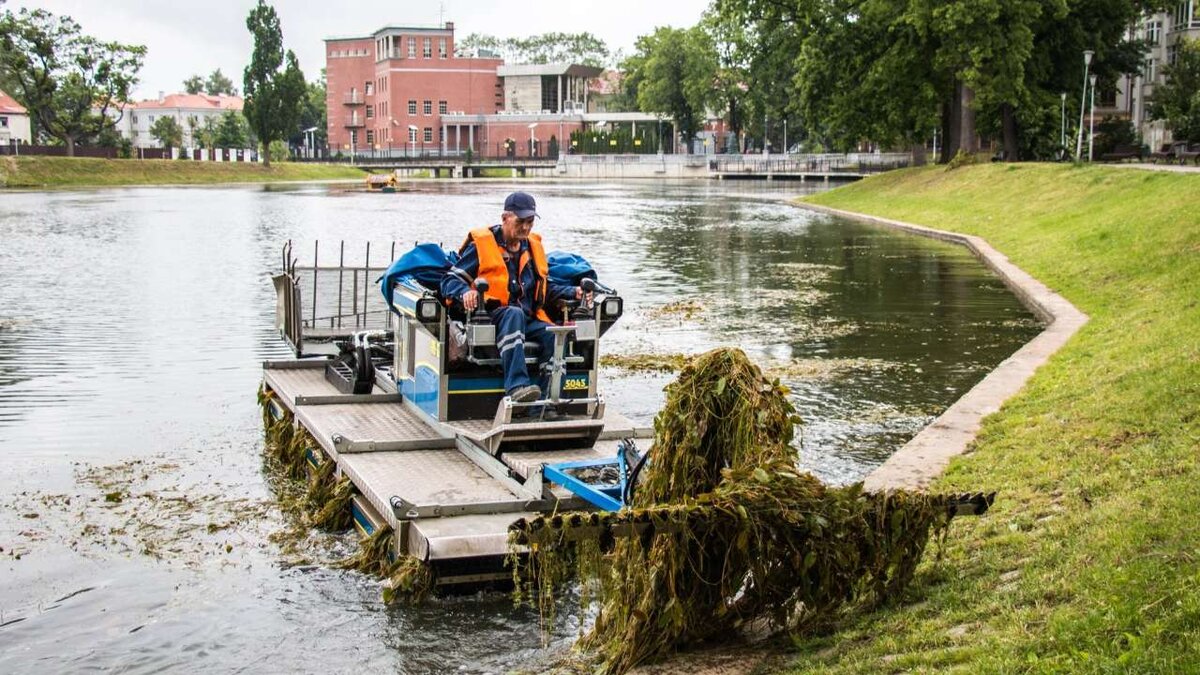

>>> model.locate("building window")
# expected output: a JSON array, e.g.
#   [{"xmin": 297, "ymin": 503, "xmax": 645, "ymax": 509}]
[
  {"xmin": 1168, "ymin": 41, "xmax": 1180, "ymax": 66},
  {"xmin": 439, "ymin": 38, "xmax": 447, "ymax": 59},
  {"xmin": 366, "ymin": 105, "xmax": 374, "ymax": 118},
  {"xmin": 132, "ymin": 114, "xmax": 138, "ymax": 123},
  {"xmin": 423, "ymin": 100, "xmax": 432, "ymax": 115},
  {"xmin": 365, "ymin": 81, "xmax": 373, "ymax": 96},
  {"xmin": 423, "ymin": 127, "xmax": 432, "ymax": 142},
  {"xmin": 1144, "ymin": 19, "xmax": 1163, "ymax": 45},
  {"xmin": 366, "ymin": 130, "xmax": 374, "ymax": 145},
  {"xmin": 1145, "ymin": 57, "xmax": 1157, "ymax": 83},
  {"xmin": 0, "ymin": 116, "xmax": 7, "ymax": 128},
  {"xmin": 408, "ymin": 37, "xmax": 416, "ymax": 58},
  {"xmin": 1173, "ymin": 1, "xmax": 1199, "ymax": 30},
  {"xmin": 408, "ymin": 127, "xmax": 417, "ymax": 143},
  {"xmin": 350, "ymin": 130, "xmax": 358, "ymax": 146},
  {"xmin": 408, "ymin": 100, "xmax": 417, "ymax": 115},
  {"xmin": 438, "ymin": 100, "xmax": 447, "ymax": 114},
  {"xmin": 423, "ymin": 38, "xmax": 432, "ymax": 58},
  {"xmin": 438, "ymin": 127, "xmax": 444, "ymax": 142}
]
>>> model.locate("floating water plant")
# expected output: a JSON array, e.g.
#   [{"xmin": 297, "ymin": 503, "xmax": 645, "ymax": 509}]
[{"xmin": 510, "ymin": 348, "xmax": 962, "ymax": 674}]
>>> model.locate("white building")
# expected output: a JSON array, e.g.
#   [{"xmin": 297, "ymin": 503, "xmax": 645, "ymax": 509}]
[
  {"xmin": 1109, "ymin": 3, "xmax": 1200, "ymax": 150},
  {"xmin": 0, "ymin": 90, "xmax": 33, "ymax": 144},
  {"xmin": 108, "ymin": 93, "xmax": 243, "ymax": 148}
]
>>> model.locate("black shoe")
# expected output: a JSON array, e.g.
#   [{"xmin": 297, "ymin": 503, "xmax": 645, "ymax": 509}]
[{"xmin": 508, "ymin": 384, "xmax": 542, "ymax": 403}]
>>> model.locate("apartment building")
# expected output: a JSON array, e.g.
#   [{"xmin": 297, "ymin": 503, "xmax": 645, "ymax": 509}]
[
  {"xmin": 107, "ymin": 93, "xmax": 244, "ymax": 148},
  {"xmin": 1111, "ymin": 2, "xmax": 1200, "ymax": 148}
]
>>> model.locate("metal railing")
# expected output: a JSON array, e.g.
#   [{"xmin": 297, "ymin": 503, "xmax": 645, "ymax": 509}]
[{"xmin": 277, "ymin": 241, "xmax": 400, "ymax": 353}]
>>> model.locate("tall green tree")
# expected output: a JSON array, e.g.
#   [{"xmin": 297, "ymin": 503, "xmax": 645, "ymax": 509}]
[
  {"xmin": 1150, "ymin": 38, "xmax": 1200, "ymax": 144},
  {"xmin": 149, "ymin": 115, "xmax": 183, "ymax": 150},
  {"xmin": 241, "ymin": 0, "xmax": 304, "ymax": 166},
  {"xmin": 0, "ymin": 7, "xmax": 144, "ymax": 155},
  {"xmin": 205, "ymin": 68, "xmax": 237, "ymax": 96},
  {"xmin": 214, "ymin": 110, "xmax": 249, "ymax": 148},
  {"xmin": 183, "ymin": 74, "xmax": 205, "ymax": 94},
  {"xmin": 624, "ymin": 26, "xmax": 719, "ymax": 150}
]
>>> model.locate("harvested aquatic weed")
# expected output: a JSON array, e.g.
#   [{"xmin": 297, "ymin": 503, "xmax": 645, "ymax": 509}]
[
  {"xmin": 335, "ymin": 525, "xmax": 435, "ymax": 604},
  {"xmin": 509, "ymin": 347, "xmax": 954, "ymax": 674},
  {"xmin": 600, "ymin": 352, "xmax": 691, "ymax": 373},
  {"xmin": 601, "ymin": 352, "xmax": 897, "ymax": 381},
  {"xmin": 258, "ymin": 388, "xmax": 434, "ymax": 602}
]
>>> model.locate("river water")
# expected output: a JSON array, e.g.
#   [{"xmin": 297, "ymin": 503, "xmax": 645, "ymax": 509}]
[{"xmin": 0, "ymin": 180, "xmax": 1039, "ymax": 672}]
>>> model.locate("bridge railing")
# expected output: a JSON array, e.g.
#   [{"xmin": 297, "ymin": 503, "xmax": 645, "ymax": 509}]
[{"xmin": 709, "ymin": 153, "xmax": 911, "ymax": 174}]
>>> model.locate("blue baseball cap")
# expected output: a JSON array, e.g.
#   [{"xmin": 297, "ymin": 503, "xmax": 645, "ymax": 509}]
[{"xmin": 503, "ymin": 191, "xmax": 539, "ymax": 219}]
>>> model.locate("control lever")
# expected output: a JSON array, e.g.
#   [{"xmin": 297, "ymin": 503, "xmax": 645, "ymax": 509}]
[{"xmin": 471, "ymin": 277, "xmax": 490, "ymax": 321}]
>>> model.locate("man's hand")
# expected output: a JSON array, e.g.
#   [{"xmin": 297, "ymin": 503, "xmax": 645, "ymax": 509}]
[
  {"xmin": 575, "ymin": 286, "xmax": 594, "ymax": 307},
  {"xmin": 462, "ymin": 290, "xmax": 480, "ymax": 312}
]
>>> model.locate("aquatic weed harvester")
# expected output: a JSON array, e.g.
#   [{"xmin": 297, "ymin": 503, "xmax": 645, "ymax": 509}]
[
  {"xmin": 259, "ymin": 239, "xmax": 995, "ymax": 670},
  {"xmin": 261, "ymin": 240, "xmax": 654, "ymax": 588}
]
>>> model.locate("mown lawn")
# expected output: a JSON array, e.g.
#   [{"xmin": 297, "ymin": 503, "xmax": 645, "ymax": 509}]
[
  {"xmin": 785, "ymin": 163, "xmax": 1200, "ymax": 673},
  {"xmin": 1, "ymin": 156, "xmax": 366, "ymax": 187}
]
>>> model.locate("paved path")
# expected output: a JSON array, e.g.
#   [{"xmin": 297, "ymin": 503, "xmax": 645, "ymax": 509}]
[{"xmin": 1106, "ymin": 162, "xmax": 1200, "ymax": 173}]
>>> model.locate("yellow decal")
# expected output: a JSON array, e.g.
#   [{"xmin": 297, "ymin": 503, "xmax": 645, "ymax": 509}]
[
  {"xmin": 563, "ymin": 377, "xmax": 588, "ymax": 391},
  {"xmin": 430, "ymin": 341, "xmax": 440, "ymax": 359}
]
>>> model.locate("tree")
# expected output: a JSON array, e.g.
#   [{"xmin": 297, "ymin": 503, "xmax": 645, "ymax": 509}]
[
  {"xmin": 624, "ymin": 26, "xmax": 719, "ymax": 150},
  {"xmin": 205, "ymin": 68, "xmax": 237, "ymax": 96},
  {"xmin": 149, "ymin": 115, "xmax": 183, "ymax": 150},
  {"xmin": 455, "ymin": 32, "xmax": 610, "ymax": 67},
  {"xmin": 183, "ymin": 74, "xmax": 204, "ymax": 94},
  {"xmin": 214, "ymin": 110, "xmax": 249, "ymax": 148},
  {"xmin": 195, "ymin": 115, "xmax": 220, "ymax": 148},
  {"xmin": 289, "ymin": 69, "xmax": 327, "ymax": 154},
  {"xmin": 1149, "ymin": 38, "xmax": 1200, "ymax": 144},
  {"xmin": 242, "ymin": 0, "xmax": 305, "ymax": 166},
  {"xmin": 0, "ymin": 7, "xmax": 145, "ymax": 155}
]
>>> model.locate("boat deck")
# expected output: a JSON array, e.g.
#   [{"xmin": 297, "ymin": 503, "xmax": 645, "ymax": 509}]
[{"xmin": 263, "ymin": 359, "xmax": 652, "ymax": 580}]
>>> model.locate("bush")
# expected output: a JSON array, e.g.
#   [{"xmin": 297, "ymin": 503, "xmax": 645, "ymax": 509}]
[
  {"xmin": 268, "ymin": 139, "xmax": 289, "ymax": 163},
  {"xmin": 946, "ymin": 149, "xmax": 979, "ymax": 170}
]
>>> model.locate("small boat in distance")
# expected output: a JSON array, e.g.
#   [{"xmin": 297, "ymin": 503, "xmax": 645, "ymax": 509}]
[{"xmin": 365, "ymin": 173, "xmax": 397, "ymax": 193}]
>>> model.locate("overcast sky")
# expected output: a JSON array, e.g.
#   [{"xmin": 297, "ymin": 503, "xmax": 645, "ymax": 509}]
[{"xmin": 11, "ymin": 0, "xmax": 711, "ymax": 100}]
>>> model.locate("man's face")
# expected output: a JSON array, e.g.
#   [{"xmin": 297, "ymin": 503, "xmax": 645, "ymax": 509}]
[{"xmin": 501, "ymin": 211, "xmax": 535, "ymax": 244}]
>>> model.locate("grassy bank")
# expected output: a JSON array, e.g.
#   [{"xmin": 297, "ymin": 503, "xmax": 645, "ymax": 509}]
[
  {"xmin": 1, "ymin": 156, "xmax": 366, "ymax": 188},
  {"xmin": 782, "ymin": 164, "xmax": 1200, "ymax": 672}
]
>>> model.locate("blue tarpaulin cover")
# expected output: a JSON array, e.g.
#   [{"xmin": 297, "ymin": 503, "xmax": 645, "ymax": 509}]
[
  {"xmin": 378, "ymin": 243, "xmax": 458, "ymax": 307},
  {"xmin": 379, "ymin": 245, "xmax": 598, "ymax": 307},
  {"xmin": 547, "ymin": 250, "xmax": 597, "ymax": 286}
]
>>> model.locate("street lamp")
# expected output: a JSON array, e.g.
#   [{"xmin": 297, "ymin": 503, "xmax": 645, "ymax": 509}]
[
  {"xmin": 1088, "ymin": 74, "xmax": 1097, "ymax": 162},
  {"xmin": 407, "ymin": 124, "xmax": 418, "ymax": 157},
  {"xmin": 1059, "ymin": 93, "xmax": 1067, "ymax": 158},
  {"xmin": 527, "ymin": 122, "xmax": 538, "ymax": 157},
  {"xmin": 1075, "ymin": 49, "xmax": 1094, "ymax": 161}
]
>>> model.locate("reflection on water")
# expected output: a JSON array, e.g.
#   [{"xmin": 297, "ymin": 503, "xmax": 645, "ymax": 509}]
[{"xmin": 0, "ymin": 181, "xmax": 1039, "ymax": 671}]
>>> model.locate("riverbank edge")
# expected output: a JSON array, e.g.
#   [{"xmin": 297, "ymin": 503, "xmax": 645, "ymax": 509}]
[
  {"xmin": 790, "ymin": 201, "xmax": 1088, "ymax": 491},
  {"xmin": 0, "ymin": 156, "xmax": 367, "ymax": 188}
]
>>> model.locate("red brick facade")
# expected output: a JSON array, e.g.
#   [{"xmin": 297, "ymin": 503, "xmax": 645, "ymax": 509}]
[{"xmin": 325, "ymin": 23, "xmax": 503, "ymax": 154}]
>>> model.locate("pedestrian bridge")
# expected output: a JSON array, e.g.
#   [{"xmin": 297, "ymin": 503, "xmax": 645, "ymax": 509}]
[{"xmin": 340, "ymin": 152, "xmax": 911, "ymax": 181}]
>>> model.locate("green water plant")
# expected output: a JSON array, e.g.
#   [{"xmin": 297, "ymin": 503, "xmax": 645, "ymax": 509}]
[{"xmin": 510, "ymin": 348, "xmax": 956, "ymax": 674}]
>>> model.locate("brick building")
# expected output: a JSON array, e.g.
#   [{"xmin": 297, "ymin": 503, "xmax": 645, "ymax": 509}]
[
  {"xmin": 325, "ymin": 22, "xmax": 503, "ymax": 154},
  {"xmin": 325, "ymin": 22, "xmax": 663, "ymax": 157}
]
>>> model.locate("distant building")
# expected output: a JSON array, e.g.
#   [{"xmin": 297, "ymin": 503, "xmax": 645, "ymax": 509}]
[
  {"xmin": 1107, "ymin": 5, "xmax": 1200, "ymax": 150},
  {"xmin": 107, "ymin": 93, "xmax": 244, "ymax": 148},
  {"xmin": 324, "ymin": 22, "xmax": 663, "ymax": 157},
  {"xmin": 0, "ymin": 90, "xmax": 32, "ymax": 144}
]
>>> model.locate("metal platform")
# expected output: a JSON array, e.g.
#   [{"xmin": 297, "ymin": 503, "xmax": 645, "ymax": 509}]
[{"xmin": 263, "ymin": 359, "xmax": 654, "ymax": 582}]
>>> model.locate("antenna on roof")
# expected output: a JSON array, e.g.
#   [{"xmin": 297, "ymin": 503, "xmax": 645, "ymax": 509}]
[{"xmin": 439, "ymin": 1, "xmax": 445, "ymax": 26}]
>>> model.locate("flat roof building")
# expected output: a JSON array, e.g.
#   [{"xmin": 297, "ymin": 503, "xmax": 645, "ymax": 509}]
[{"xmin": 324, "ymin": 22, "xmax": 662, "ymax": 157}]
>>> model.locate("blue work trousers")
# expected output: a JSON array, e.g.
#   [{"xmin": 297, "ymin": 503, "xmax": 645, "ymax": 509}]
[{"xmin": 492, "ymin": 306, "xmax": 556, "ymax": 394}]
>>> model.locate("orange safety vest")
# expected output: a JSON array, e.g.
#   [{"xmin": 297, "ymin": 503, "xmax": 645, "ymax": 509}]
[{"xmin": 462, "ymin": 226, "xmax": 553, "ymax": 323}]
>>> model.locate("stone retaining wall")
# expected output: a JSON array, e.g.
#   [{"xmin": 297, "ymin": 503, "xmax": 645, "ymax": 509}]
[{"xmin": 793, "ymin": 203, "xmax": 1089, "ymax": 492}]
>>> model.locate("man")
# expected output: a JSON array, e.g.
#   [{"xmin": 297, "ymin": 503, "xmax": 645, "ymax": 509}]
[{"xmin": 440, "ymin": 192, "xmax": 586, "ymax": 403}]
